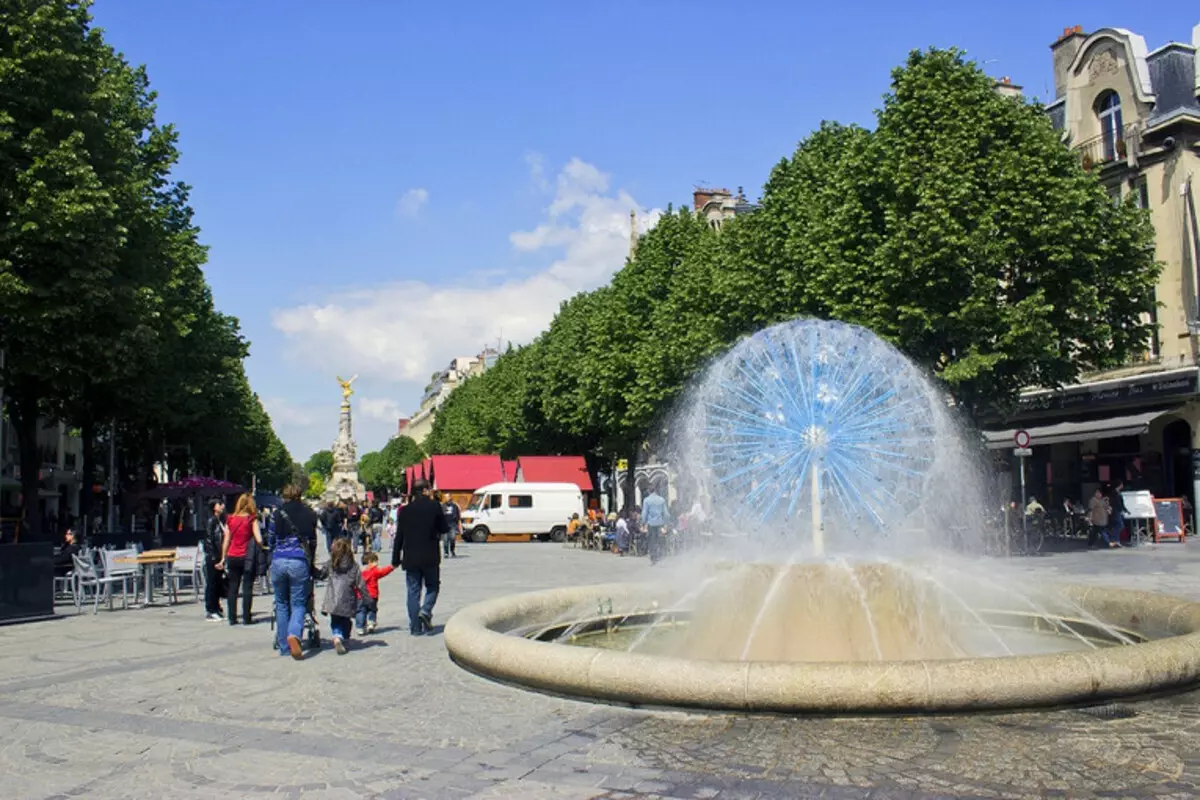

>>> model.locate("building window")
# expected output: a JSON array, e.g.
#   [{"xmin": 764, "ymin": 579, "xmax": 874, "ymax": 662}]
[
  {"xmin": 1096, "ymin": 91, "xmax": 1123, "ymax": 162},
  {"xmin": 508, "ymin": 494, "xmax": 533, "ymax": 509},
  {"xmin": 1133, "ymin": 176, "xmax": 1149, "ymax": 210},
  {"xmin": 1106, "ymin": 183, "xmax": 1122, "ymax": 206}
]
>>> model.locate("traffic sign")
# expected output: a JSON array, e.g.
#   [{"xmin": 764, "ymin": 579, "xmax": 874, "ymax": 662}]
[
  {"xmin": 1013, "ymin": 447, "xmax": 1032, "ymax": 457},
  {"xmin": 1013, "ymin": 430, "xmax": 1031, "ymax": 448}
]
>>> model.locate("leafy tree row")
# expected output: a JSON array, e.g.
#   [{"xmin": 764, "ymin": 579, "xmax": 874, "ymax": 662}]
[
  {"xmin": 0, "ymin": 1, "xmax": 291, "ymax": 537},
  {"xmin": 425, "ymin": 48, "xmax": 1159, "ymax": 506}
]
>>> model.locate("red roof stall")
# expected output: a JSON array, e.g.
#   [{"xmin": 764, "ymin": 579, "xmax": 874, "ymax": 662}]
[
  {"xmin": 502, "ymin": 460, "xmax": 518, "ymax": 481},
  {"xmin": 429, "ymin": 455, "xmax": 505, "ymax": 507},
  {"xmin": 515, "ymin": 456, "xmax": 594, "ymax": 492}
]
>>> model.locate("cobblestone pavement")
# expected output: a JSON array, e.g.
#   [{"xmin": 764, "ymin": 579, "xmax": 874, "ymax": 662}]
[{"xmin": 5, "ymin": 541, "xmax": 1200, "ymax": 799}]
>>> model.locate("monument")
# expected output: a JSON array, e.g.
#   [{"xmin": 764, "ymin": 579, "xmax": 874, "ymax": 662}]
[{"xmin": 324, "ymin": 375, "xmax": 365, "ymax": 503}]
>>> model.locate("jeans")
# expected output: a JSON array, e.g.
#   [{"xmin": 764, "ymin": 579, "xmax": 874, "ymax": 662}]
[
  {"xmin": 270, "ymin": 557, "xmax": 310, "ymax": 655},
  {"xmin": 647, "ymin": 526, "xmax": 664, "ymax": 563},
  {"xmin": 442, "ymin": 531, "xmax": 456, "ymax": 556},
  {"xmin": 371, "ymin": 525, "xmax": 382, "ymax": 553},
  {"xmin": 330, "ymin": 614, "xmax": 352, "ymax": 641},
  {"xmin": 405, "ymin": 565, "xmax": 440, "ymax": 633},
  {"xmin": 355, "ymin": 601, "xmax": 378, "ymax": 630},
  {"xmin": 225, "ymin": 556, "xmax": 255, "ymax": 624},
  {"xmin": 323, "ymin": 527, "xmax": 335, "ymax": 553},
  {"xmin": 1107, "ymin": 513, "xmax": 1126, "ymax": 545}
]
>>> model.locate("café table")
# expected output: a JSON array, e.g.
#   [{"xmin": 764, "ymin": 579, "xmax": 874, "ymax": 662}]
[{"xmin": 116, "ymin": 549, "xmax": 177, "ymax": 605}]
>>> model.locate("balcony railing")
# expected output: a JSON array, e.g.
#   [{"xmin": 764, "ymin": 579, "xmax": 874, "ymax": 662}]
[{"xmin": 1073, "ymin": 124, "xmax": 1139, "ymax": 171}]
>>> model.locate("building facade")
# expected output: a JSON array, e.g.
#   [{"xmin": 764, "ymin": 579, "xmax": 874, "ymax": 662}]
[
  {"xmin": 1, "ymin": 415, "xmax": 83, "ymax": 538},
  {"xmin": 399, "ymin": 346, "xmax": 501, "ymax": 445},
  {"xmin": 984, "ymin": 24, "xmax": 1200, "ymax": 519},
  {"xmin": 692, "ymin": 187, "xmax": 757, "ymax": 231}
]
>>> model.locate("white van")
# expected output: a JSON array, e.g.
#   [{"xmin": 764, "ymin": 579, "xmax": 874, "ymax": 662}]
[{"xmin": 461, "ymin": 482, "xmax": 584, "ymax": 543}]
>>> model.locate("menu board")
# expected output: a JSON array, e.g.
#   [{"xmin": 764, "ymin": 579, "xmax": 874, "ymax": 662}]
[
  {"xmin": 1153, "ymin": 498, "xmax": 1186, "ymax": 542},
  {"xmin": 1122, "ymin": 491, "xmax": 1156, "ymax": 519}
]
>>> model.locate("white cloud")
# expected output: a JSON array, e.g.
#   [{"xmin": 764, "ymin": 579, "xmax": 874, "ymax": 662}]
[
  {"xmin": 359, "ymin": 396, "xmax": 406, "ymax": 424},
  {"xmin": 395, "ymin": 187, "xmax": 429, "ymax": 218},
  {"xmin": 262, "ymin": 396, "xmax": 320, "ymax": 428},
  {"xmin": 271, "ymin": 157, "xmax": 661, "ymax": 418}
]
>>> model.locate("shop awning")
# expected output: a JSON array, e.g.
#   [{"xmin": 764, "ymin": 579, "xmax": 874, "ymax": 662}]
[{"xmin": 981, "ymin": 408, "xmax": 1180, "ymax": 450}]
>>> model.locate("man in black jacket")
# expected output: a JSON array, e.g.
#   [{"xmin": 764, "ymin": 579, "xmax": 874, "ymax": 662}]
[{"xmin": 393, "ymin": 480, "xmax": 448, "ymax": 635}]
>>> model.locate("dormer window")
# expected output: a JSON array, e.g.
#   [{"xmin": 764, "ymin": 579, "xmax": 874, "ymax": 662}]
[{"xmin": 1096, "ymin": 91, "xmax": 1123, "ymax": 162}]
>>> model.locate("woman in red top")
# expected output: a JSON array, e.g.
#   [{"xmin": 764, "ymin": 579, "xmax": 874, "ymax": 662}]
[{"xmin": 218, "ymin": 493, "xmax": 265, "ymax": 626}]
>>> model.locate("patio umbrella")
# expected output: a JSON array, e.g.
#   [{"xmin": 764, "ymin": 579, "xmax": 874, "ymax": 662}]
[{"xmin": 141, "ymin": 477, "xmax": 246, "ymax": 499}]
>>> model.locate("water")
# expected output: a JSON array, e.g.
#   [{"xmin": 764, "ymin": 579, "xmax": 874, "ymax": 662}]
[{"xmin": 600, "ymin": 318, "xmax": 1134, "ymax": 662}]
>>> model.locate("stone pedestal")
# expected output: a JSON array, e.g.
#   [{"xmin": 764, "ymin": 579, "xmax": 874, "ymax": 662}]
[{"xmin": 324, "ymin": 401, "xmax": 365, "ymax": 503}]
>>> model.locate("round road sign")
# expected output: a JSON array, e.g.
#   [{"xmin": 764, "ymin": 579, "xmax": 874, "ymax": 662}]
[{"xmin": 1014, "ymin": 430, "xmax": 1031, "ymax": 448}]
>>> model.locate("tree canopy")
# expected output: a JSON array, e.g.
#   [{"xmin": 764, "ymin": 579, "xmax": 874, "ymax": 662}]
[
  {"xmin": 358, "ymin": 435, "xmax": 423, "ymax": 494},
  {"xmin": 424, "ymin": 47, "xmax": 1159, "ymax": 491},
  {"xmin": 0, "ymin": 1, "xmax": 290, "ymax": 536},
  {"xmin": 304, "ymin": 450, "xmax": 334, "ymax": 478}
]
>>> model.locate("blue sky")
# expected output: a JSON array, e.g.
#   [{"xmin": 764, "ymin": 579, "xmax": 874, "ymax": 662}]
[{"xmin": 89, "ymin": 1, "xmax": 1199, "ymax": 461}]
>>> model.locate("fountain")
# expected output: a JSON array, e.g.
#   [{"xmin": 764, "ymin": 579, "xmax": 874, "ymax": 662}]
[{"xmin": 445, "ymin": 319, "xmax": 1200, "ymax": 713}]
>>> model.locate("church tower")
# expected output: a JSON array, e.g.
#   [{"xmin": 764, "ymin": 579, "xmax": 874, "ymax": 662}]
[{"xmin": 628, "ymin": 209, "xmax": 638, "ymax": 261}]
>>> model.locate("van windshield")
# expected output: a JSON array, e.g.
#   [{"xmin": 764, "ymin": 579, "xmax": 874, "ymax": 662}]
[{"xmin": 467, "ymin": 493, "xmax": 486, "ymax": 512}]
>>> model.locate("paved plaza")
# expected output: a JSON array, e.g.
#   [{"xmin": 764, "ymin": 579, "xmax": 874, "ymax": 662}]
[{"xmin": 5, "ymin": 542, "xmax": 1200, "ymax": 799}]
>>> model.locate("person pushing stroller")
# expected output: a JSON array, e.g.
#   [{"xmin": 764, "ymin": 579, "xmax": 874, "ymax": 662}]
[{"xmin": 269, "ymin": 484, "xmax": 319, "ymax": 660}]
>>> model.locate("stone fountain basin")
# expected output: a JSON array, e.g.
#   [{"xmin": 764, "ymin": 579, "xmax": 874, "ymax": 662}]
[{"xmin": 444, "ymin": 582, "xmax": 1200, "ymax": 713}]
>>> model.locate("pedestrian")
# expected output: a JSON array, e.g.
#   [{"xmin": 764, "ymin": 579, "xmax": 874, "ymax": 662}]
[
  {"xmin": 318, "ymin": 501, "xmax": 338, "ymax": 553},
  {"xmin": 218, "ymin": 493, "xmax": 265, "ymax": 626},
  {"xmin": 271, "ymin": 484, "xmax": 318, "ymax": 659},
  {"xmin": 203, "ymin": 500, "xmax": 227, "ymax": 621},
  {"xmin": 641, "ymin": 484, "xmax": 669, "ymax": 564},
  {"xmin": 321, "ymin": 537, "xmax": 370, "ymax": 654},
  {"xmin": 356, "ymin": 551, "xmax": 394, "ymax": 634},
  {"xmin": 392, "ymin": 479, "xmax": 449, "ymax": 635},
  {"xmin": 1088, "ymin": 487, "xmax": 1112, "ymax": 549},
  {"xmin": 441, "ymin": 492, "xmax": 460, "ymax": 558},
  {"xmin": 614, "ymin": 512, "xmax": 630, "ymax": 555},
  {"xmin": 368, "ymin": 500, "xmax": 384, "ymax": 553},
  {"xmin": 1108, "ymin": 481, "xmax": 1128, "ymax": 547}
]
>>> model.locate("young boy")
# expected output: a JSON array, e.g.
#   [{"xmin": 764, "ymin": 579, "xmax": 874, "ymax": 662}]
[{"xmin": 356, "ymin": 551, "xmax": 395, "ymax": 634}]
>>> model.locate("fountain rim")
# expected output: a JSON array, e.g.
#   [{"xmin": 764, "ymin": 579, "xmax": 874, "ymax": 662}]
[{"xmin": 444, "ymin": 582, "xmax": 1200, "ymax": 714}]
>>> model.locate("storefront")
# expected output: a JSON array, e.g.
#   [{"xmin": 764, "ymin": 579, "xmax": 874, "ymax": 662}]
[{"xmin": 981, "ymin": 368, "xmax": 1200, "ymax": 520}]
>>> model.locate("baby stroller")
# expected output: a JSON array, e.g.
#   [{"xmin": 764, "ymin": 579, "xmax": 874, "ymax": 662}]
[{"xmin": 269, "ymin": 581, "xmax": 322, "ymax": 652}]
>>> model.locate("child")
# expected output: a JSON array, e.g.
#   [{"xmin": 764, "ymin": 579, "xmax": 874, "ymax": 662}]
[
  {"xmin": 321, "ymin": 538, "xmax": 370, "ymax": 654},
  {"xmin": 357, "ymin": 551, "xmax": 395, "ymax": 634}
]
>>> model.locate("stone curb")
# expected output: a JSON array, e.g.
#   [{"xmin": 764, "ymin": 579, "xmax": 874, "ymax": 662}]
[{"xmin": 444, "ymin": 582, "xmax": 1200, "ymax": 713}]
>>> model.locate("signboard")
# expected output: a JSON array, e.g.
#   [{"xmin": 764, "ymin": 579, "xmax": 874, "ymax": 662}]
[
  {"xmin": 1014, "ymin": 430, "xmax": 1031, "ymax": 448},
  {"xmin": 1013, "ymin": 447, "xmax": 1032, "ymax": 457},
  {"xmin": 1153, "ymin": 498, "xmax": 1186, "ymax": 543},
  {"xmin": 1017, "ymin": 371, "xmax": 1198, "ymax": 413},
  {"xmin": 1122, "ymin": 490, "xmax": 1155, "ymax": 519}
]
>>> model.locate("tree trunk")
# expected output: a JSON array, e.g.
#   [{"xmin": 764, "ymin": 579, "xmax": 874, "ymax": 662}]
[
  {"xmin": 10, "ymin": 393, "xmax": 42, "ymax": 542},
  {"xmin": 622, "ymin": 448, "xmax": 639, "ymax": 513},
  {"xmin": 79, "ymin": 418, "xmax": 96, "ymax": 536}
]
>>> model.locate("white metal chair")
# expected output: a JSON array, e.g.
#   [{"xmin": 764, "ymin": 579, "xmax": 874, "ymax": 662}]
[
  {"xmin": 163, "ymin": 547, "xmax": 198, "ymax": 603},
  {"xmin": 100, "ymin": 549, "xmax": 141, "ymax": 609},
  {"xmin": 72, "ymin": 553, "xmax": 133, "ymax": 613}
]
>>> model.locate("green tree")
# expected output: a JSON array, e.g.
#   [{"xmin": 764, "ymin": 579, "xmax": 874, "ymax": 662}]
[
  {"xmin": 358, "ymin": 451, "xmax": 384, "ymax": 492},
  {"xmin": 304, "ymin": 472, "xmax": 326, "ymax": 500},
  {"xmin": 304, "ymin": 450, "xmax": 334, "ymax": 478},
  {"xmin": 749, "ymin": 49, "xmax": 1159, "ymax": 416}
]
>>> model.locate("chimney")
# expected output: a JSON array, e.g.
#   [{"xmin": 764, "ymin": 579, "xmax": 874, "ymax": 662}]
[
  {"xmin": 993, "ymin": 76, "xmax": 1023, "ymax": 99},
  {"xmin": 693, "ymin": 189, "xmax": 714, "ymax": 211},
  {"xmin": 1051, "ymin": 25, "xmax": 1086, "ymax": 99}
]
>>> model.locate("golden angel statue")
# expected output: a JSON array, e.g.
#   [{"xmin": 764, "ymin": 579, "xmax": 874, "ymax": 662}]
[{"xmin": 336, "ymin": 374, "xmax": 358, "ymax": 401}]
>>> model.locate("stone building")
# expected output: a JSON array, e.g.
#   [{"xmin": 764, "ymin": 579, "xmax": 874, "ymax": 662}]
[
  {"xmin": 400, "ymin": 347, "xmax": 500, "ymax": 445},
  {"xmin": 692, "ymin": 186, "xmax": 757, "ymax": 231},
  {"xmin": 982, "ymin": 24, "xmax": 1200, "ymax": 519}
]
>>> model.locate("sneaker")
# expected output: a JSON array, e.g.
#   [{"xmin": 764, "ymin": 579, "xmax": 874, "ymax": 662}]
[
  {"xmin": 333, "ymin": 637, "xmax": 347, "ymax": 655},
  {"xmin": 206, "ymin": 612, "xmax": 222, "ymax": 622},
  {"xmin": 286, "ymin": 635, "xmax": 303, "ymax": 660},
  {"xmin": 418, "ymin": 611, "xmax": 432, "ymax": 634},
  {"xmin": 366, "ymin": 621, "xmax": 376, "ymax": 634},
  {"xmin": 356, "ymin": 627, "xmax": 366, "ymax": 636}
]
